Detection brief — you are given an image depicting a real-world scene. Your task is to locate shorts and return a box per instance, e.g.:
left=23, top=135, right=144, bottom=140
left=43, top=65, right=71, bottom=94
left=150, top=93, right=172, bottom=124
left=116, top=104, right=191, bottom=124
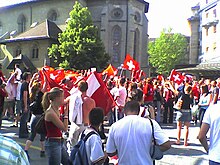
left=4, top=100, right=15, bottom=110
left=176, top=109, right=192, bottom=122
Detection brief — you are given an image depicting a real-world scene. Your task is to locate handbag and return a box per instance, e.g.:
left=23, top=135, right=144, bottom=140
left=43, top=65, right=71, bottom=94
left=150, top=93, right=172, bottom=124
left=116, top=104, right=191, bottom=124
left=149, top=118, right=163, bottom=160
left=35, top=113, right=47, bottom=134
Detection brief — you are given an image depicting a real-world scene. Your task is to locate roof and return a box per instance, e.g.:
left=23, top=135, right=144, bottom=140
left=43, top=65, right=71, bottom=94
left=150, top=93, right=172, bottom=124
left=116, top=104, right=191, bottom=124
left=176, top=62, right=220, bottom=78
left=0, top=0, right=48, bottom=10
left=136, top=0, right=149, bottom=13
left=7, top=54, right=36, bottom=71
left=0, top=19, right=62, bottom=43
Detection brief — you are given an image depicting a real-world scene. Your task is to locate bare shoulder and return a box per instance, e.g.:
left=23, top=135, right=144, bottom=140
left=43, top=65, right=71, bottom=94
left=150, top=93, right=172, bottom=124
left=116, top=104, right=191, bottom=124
left=45, top=109, right=56, bottom=121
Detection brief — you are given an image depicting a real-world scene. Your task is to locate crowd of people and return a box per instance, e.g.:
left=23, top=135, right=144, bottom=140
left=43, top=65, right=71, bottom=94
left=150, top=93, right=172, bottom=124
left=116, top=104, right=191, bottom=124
left=0, top=64, right=220, bottom=165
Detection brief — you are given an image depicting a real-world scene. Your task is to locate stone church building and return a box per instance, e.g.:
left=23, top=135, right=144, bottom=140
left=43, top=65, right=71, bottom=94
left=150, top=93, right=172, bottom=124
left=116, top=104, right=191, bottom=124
left=0, top=0, right=149, bottom=74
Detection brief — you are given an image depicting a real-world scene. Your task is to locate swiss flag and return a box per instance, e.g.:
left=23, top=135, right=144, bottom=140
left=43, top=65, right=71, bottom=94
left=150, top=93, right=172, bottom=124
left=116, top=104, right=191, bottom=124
left=169, top=69, right=185, bottom=85
left=102, top=64, right=118, bottom=76
left=123, top=54, right=140, bottom=71
left=85, top=72, right=116, bottom=115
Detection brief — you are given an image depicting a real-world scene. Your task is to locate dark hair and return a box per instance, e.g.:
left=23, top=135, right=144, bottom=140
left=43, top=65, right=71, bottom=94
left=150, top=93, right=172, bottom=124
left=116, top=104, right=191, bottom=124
left=89, top=107, right=104, bottom=126
left=124, top=101, right=140, bottom=114
left=78, top=80, right=88, bottom=92
left=201, top=84, right=209, bottom=94
left=130, top=89, right=143, bottom=102
left=15, top=63, right=20, bottom=68
left=22, top=72, right=31, bottom=80
left=120, top=77, right=126, bottom=85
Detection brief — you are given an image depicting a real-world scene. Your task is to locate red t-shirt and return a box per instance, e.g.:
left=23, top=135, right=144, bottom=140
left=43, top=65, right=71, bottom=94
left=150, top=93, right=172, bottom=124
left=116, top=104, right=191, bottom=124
left=143, top=83, right=154, bottom=102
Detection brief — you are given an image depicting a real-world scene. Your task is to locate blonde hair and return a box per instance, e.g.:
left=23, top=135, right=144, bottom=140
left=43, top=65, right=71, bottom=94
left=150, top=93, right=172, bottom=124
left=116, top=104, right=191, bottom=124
left=41, top=87, right=63, bottom=111
left=30, top=82, right=41, bottom=102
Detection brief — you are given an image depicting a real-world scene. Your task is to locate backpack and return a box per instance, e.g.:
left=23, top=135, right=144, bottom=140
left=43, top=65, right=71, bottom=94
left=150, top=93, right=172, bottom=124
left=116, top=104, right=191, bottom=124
left=69, top=130, right=97, bottom=165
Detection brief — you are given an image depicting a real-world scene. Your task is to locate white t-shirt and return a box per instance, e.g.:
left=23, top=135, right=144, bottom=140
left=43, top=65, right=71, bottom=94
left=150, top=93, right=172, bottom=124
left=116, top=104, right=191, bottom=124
left=115, top=86, right=127, bottom=107
left=106, top=115, right=169, bottom=165
left=69, top=91, right=83, bottom=124
left=83, top=128, right=105, bottom=165
left=202, top=104, right=220, bottom=163
left=15, top=68, right=22, bottom=80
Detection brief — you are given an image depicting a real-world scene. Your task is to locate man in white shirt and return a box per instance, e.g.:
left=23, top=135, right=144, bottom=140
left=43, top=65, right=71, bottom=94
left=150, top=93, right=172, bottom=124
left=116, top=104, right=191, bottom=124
left=106, top=101, right=171, bottom=165
left=198, top=104, right=220, bottom=164
left=14, top=64, right=22, bottom=81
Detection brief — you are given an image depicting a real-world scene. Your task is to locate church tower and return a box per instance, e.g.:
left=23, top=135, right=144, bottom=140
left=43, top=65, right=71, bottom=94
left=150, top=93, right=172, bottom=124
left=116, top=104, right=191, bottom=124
left=87, top=0, right=149, bottom=73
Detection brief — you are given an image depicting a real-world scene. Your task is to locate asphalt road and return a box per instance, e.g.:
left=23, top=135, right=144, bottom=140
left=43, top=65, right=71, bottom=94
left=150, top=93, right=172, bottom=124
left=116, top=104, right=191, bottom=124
left=0, top=118, right=209, bottom=165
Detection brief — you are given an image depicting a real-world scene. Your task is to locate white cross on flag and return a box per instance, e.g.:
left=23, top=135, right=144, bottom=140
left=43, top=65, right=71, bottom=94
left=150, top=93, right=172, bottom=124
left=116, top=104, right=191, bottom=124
left=123, top=54, right=140, bottom=71
left=169, top=69, right=185, bottom=85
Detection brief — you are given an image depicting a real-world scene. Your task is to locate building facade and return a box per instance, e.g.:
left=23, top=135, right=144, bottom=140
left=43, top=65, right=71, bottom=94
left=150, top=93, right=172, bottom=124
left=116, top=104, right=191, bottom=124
left=179, top=0, right=220, bottom=78
left=0, top=0, right=149, bottom=75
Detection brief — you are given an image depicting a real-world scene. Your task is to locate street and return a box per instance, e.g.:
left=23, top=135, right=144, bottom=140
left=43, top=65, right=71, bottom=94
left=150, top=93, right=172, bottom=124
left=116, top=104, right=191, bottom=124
left=0, top=118, right=209, bottom=165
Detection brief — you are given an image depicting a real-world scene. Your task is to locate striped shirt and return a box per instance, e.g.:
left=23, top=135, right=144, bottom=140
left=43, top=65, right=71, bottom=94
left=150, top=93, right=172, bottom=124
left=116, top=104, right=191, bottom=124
left=0, top=135, right=30, bottom=165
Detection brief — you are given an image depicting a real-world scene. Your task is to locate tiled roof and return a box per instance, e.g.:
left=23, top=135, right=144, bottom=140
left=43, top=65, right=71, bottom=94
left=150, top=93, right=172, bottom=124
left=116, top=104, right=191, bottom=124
left=0, top=19, right=62, bottom=43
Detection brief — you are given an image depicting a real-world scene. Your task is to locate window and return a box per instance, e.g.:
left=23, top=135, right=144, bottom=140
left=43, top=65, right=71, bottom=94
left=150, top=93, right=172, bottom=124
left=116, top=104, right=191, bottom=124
left=206, top=28, right=209, bottom=36
left=213, top=9, right=217, bottom=17
left=206, top=47, right=209, bottom=52
left=206, top=13, right=209, bottom=18
left=15, top=47, right=22, bottom=56
left=32, top=45, right=39, bottom=59
left=133, top=28, right=140, bottom=60
left=206, top=0, right=208, bottom=4
left=213, top=42, right=216, bottom=51
left=112, top=26, right=122, bottom=63
left=213, top=25, right=216, bottom=33
left=47, top=9, right=58, bottom=22
left=17, top=14, right=26, bottom=33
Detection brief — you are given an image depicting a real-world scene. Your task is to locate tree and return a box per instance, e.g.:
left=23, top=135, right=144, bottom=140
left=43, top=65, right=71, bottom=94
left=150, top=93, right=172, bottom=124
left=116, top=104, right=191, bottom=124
left=148, top=28, right=188, bottom=75
left=48, top=1, right=110, bottom=70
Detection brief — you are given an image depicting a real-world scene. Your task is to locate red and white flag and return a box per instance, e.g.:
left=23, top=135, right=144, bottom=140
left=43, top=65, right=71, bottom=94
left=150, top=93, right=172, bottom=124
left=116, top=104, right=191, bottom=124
left=86, top=72, right=116, bottom=115
left=169, top=69, right=185, bottom=85
left=123, top=54, right=140, bottom=71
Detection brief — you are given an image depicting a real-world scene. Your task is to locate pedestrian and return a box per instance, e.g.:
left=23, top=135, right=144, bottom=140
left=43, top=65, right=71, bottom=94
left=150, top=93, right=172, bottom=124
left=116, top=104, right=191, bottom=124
left=163, top=82, right=175, bottom=124
left=42, top=87, right=69, bottom=165
left=106, top=100, right=171, bottom=165
left=19, top=72, right=32, bottom=138
left=0, top=79, right=7, bottom=129
left=67, top=80, right=96, bottom=146
left=24, top=82, right=46, bottom=159
left=198, top=104, right=220, bottom=165
left=175, top=85, right=193, bottom=146
left=14, top=63, right=22, bottom=81
left=79, top=107, right=107, bottom=164
left=198, top=84, right=211, bottom=127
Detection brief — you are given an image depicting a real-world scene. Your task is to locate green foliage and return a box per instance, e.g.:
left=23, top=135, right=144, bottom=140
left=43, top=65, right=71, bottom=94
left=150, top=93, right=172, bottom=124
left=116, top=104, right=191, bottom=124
left=48, top=1, right=109, bottom=70
left=148, top=28, right=188, bottom=75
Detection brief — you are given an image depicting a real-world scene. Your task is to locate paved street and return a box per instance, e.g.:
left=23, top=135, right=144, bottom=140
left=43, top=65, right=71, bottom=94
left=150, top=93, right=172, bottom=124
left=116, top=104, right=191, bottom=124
left=0, top=119, right=209, bottom=165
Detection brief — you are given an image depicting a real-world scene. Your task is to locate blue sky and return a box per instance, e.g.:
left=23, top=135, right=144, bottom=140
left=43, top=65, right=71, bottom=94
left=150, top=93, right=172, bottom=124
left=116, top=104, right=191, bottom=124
left=0, top=0, right=199, bottom=38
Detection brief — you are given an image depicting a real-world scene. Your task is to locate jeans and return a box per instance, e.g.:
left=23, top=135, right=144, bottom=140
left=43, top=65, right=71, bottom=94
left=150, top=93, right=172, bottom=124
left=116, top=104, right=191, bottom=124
left=45, top=139, right=69, bottom=165
left=154, top=101, right=161, bottom=123
left=199, top=107, right=207, bottom=127
left=210, top=160, right=220, bottom=165
left=163, top=100, right=174, bottom=123
left=19, top=110, right=30, bottom=137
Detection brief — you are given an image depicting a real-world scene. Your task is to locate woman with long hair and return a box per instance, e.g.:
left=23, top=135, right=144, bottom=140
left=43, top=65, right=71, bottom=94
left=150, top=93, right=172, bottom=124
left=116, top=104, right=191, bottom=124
left=42, top=87, right=69, bottom=165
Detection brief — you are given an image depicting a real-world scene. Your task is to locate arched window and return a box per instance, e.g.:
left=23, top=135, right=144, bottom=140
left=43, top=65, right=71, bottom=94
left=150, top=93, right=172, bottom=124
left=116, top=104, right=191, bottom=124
left=47, top=9, right=58, bottom=22
left=112, top=26, right=122, bottom=63
left=15, top=46, right=22, bottom=56
left=32, top=44, right=39, bottom=59
left=17, top=14, right=26, bottom=33
left=133, top=28, right=140, bottom=60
